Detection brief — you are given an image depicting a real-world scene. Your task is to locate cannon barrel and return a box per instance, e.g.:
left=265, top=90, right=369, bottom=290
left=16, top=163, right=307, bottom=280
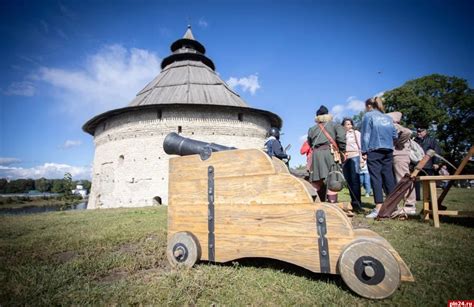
left=163, top=132, right=236, bottom=157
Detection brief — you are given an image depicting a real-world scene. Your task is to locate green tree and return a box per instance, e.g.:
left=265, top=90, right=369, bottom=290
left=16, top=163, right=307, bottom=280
left=34, top=178, right=51, bottom=193
left=383, top=74, right=474, bottom=164
left=352, top=111, right=365, bottom=130
left=63, top=173, right=73, bottom=197
left=0, top=178, right=7, bottom=193
left=51, top=180, right=65, bottom=194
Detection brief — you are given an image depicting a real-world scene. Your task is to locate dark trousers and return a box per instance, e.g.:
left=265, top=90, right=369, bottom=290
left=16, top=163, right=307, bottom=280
left=415, top=168, right=435, bottom=200
left=367, top=149, right=396, bottom=204
left=343, top=157, right=362, bottom=209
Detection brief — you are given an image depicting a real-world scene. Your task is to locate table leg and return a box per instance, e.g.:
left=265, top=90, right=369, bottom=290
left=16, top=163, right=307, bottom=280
left=429, top=181, right=440, bottom=228
left=423, top=181, right=430, bottom=221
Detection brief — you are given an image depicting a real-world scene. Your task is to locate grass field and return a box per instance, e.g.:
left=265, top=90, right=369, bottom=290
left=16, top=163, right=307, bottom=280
left=0, top=188, right=473, bottom=305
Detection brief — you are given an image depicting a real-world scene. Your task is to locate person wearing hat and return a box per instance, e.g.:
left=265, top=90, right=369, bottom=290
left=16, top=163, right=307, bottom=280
left=414, top=123, right=441, bottom=201
left=307, top=105, right=346, bottom=203
left=265, top=127, right=290, bottom=161
left=361, top=97, right=398, bottom=218
left=387, top=111, right=417, bottom=215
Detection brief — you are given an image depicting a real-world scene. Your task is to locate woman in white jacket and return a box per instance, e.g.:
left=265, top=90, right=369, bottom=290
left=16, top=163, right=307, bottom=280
left=342, top=118, right=362, bottom=211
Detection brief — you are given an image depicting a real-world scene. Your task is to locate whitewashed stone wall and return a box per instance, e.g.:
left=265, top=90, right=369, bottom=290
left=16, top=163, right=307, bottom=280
left=88, top=107, right=272, bottom=209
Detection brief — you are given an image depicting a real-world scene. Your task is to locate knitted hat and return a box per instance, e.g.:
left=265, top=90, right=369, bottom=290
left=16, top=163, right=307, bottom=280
left=387, top=112, right=402, bottom=123
left=316, top=105, right=329, bottom=116
left=415, top=122, right=429, bottom=130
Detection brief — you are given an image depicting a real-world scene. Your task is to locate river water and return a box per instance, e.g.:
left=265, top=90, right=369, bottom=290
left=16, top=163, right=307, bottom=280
left=0, top=202, right=88, bottom=215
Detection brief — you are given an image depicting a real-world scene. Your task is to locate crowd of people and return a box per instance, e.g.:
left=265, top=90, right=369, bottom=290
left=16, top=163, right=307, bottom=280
left=265, top=96, right=446, bottom=219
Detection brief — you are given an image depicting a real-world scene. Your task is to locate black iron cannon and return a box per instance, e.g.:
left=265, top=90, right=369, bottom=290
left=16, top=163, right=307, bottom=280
left=163, top=132, right=236, bottom=160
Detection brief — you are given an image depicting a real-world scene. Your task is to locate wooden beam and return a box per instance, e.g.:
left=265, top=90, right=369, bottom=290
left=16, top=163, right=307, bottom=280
left=429, top=181, right=440, bottom=228
left=438, top=146, right=474, bottom=205
left=418, top=175, right=474, bottom=181
left=423, top=210, right=474, bottom=217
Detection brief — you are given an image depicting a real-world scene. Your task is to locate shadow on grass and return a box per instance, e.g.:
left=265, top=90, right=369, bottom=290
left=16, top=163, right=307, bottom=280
left=361, top=202, right=375, bottom=210
left=210, top=257, right=350, bottom=290
left=387, top=211, right=474, bottom=228
left=439, top=216, right=474, bottom=228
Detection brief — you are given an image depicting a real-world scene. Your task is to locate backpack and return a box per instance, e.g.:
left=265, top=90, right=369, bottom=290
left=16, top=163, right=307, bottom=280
left=409, top=139, right=424, bottom=164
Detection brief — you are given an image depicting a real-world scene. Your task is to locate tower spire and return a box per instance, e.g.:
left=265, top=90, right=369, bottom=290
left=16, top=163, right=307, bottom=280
left=183, top=24, right=195, bottom=40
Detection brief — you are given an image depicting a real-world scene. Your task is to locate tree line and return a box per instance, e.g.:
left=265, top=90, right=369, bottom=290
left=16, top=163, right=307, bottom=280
left=0, top=177, right=91, bottom=194
left=353, top=74, right=473, bottom=168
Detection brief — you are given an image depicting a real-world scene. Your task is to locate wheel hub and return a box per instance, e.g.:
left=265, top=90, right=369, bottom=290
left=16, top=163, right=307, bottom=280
left=354, top=256, right=385, bottom=285
left=172, top=243, right=188, bottom=262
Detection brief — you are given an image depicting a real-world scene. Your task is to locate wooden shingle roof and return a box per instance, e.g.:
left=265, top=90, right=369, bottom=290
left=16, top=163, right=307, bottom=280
left=128, top=60, right=248, bottom=107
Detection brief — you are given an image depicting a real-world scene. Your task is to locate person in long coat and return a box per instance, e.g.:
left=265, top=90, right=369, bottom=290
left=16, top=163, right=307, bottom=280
left=307, top=105, right=346, bottom=202
left=387, top=111, right=417, bottom=215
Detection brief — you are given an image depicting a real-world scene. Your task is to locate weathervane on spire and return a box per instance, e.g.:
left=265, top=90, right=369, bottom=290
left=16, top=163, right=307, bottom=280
left=187, top=16, right=191, bottom=29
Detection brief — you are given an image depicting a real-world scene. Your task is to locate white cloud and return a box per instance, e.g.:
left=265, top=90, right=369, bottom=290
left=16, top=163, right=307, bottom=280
left=0, top=157, right=22, bottom=166
left=3, top=81, right=36, bottom=96
left=0, top=163, right=91, bottom=180
left=331, top=96, right=366, bottom=121
left=198, top=18, right=208, bottom=28
left=60, top=140, right=82, bottom=149
left=226, top=74, right=261, bottom=95
left=35, top=44, right=161, bottom=114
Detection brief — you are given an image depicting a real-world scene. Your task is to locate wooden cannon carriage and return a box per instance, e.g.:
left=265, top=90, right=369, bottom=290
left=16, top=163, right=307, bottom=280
left=164, top=133, right=414, bottom=299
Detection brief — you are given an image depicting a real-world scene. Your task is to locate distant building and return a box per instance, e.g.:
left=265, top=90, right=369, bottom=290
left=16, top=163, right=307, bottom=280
left=72, top=183, right=88, bottom=198
left=83, top=26, right=282, bottom=209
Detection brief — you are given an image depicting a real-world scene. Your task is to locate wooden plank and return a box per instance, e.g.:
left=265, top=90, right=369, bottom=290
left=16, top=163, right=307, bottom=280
left=418, top=175, right=474, bottom=181
left=169, top=203, right=352, bottom=237
left=438, top=146, right=474, bottom=204
left=169, top=173, right=313, bottom=206
left=169, top=149, right=277, bottom=182
left=423, top=210, right=474, bottom=217
left=271, top=157, right=290, bottom=174
left=429, top=181, right=440, bottom=228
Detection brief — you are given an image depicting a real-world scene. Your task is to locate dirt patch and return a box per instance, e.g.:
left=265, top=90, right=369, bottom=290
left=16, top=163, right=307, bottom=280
left=53, top=251, right=78, bottom=263
left=99, top=269, right=130, bottom=283
left=134, top=265, right=171, bottom=283
left=117, top=243, right=139, bottom=254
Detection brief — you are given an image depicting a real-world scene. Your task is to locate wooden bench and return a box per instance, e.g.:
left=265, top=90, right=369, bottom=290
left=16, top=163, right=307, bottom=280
left=420, top=175, right=474, bottom=228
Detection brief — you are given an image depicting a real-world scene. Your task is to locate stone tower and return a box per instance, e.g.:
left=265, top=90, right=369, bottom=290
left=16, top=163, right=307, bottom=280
left=83, top=26, right=282, bottom=209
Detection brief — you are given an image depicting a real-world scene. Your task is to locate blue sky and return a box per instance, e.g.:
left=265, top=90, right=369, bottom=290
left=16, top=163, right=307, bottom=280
left=1, top=0, right=473, bottom=179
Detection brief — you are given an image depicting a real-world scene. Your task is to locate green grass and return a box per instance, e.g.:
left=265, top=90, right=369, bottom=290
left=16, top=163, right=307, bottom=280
left=1, top=189, right=473, bottom=305
left=0, top=196, right=83, bottom=209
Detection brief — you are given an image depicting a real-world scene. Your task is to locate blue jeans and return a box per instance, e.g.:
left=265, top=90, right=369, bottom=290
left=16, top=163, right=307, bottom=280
left=360, top=172, right=372, bottom=195
left=367, top=149, right=396, bottom=204
left=343, top=156, right=362, bottom=209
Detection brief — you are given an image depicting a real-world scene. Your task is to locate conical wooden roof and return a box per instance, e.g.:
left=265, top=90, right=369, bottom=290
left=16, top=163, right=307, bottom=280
left=83, top=27, right=282, bottom=135
left=128, top=27, right=248, bottom=108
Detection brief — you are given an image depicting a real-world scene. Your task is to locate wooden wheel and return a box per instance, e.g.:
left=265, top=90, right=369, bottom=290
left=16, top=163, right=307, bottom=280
left=166, top=231, right=201, bottom=268
left=338, top=241, right=401, bottom=299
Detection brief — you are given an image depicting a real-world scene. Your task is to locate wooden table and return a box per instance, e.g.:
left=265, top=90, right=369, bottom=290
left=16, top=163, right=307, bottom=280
left=419, top=175, right=474, bottom=228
